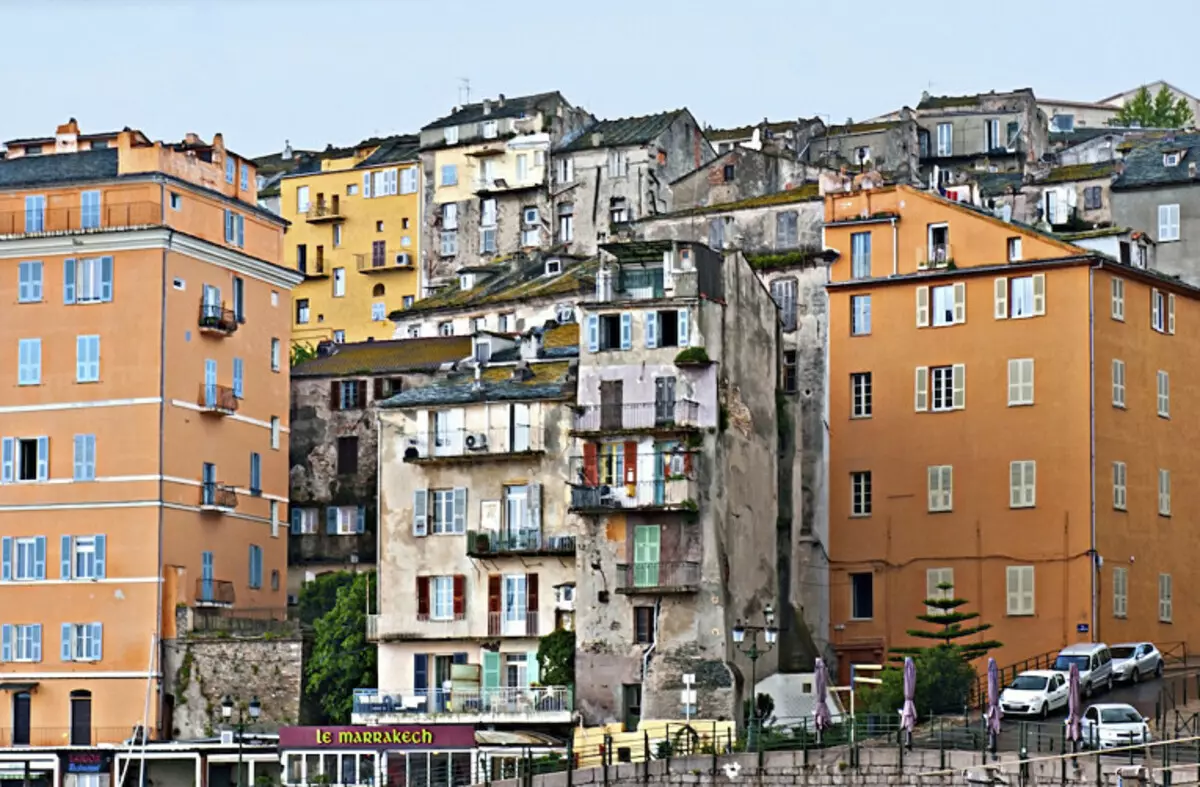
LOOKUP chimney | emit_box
[283,139,293,160]
[921,90,931,104]
[498,94,506,107]
[184,133,202,146]
[482,99,492,116]
[55,117,80,152]
[591,132,604,147]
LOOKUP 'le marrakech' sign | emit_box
[279,726,476,750]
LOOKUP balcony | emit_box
[186,606,294,636]
[199,482,238,513]
[367,612,472,643]
[0,727,143,747]
[305,202,344,223]
[617,268,665,299]
[571,400,701,435]
[195,578,236,607]
[615,561,701,594]
[403,425,546,464]
[916,244,954,270]
[356,251,415,273]
[351,686,573,725]
[198,301,238,336]
[569,478,698,514]
[198,384,238,415]
[0,201,161,237]
[467,530,576,558]
[298,258,328,278]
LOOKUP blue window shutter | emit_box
[678,309,689,347]
[100,257,113,302]
[452,652,468,665]
[414,653,428,693]
[0,625,11,662]
[586,314,599,353]
[31,625,41,662]
[95,535,106,579]
[482,650,500,690]
[63,259,76,304]
[233,358,244,398]
[61,535,72,579]
[326,507,338,535]
[620,312,633,350]
[61,624,73,661]
[90,623,102,661]
[413,489,428,536]
[34,536,46,579]
[527,650,540,685]
[290,508,302,535]
[236,215,245,248]
[1,438,12,484]
[248,547,255,587]
[362,172,372,198]
[0,536,10,581]
[356,506,366,534]
[36,436,49,481]
[73,435,84,479]
[644,312,658,349]
[452,487,467,533]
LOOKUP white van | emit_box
[1052,643,1114,699]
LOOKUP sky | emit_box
[5,0,1200,157]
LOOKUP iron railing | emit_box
[200,481,238,510]
[403,425,546,460]
[0,727,143,747]
[614,561,701,593]
[305,203,343,222]
[198,302,238,334]
[189,606,292,635]
[195,578,236,606]
[572,400,701,432]
[0,201,161,236]
[569,479,698,512]
[352,686,573,718]
[298,257,326,277]
[466,530,576,557]
[198,383,238,413]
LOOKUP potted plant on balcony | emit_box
[674,347,712,367]
[474,532,491,554]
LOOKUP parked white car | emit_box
[1073,703,1152,750]
[1110,642,1165,684]
[999,670,1069,719]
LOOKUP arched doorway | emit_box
[69,689,92,745]
[11,691,30,745]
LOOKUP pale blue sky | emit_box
[5,0,1198,157]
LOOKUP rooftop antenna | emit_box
[459,78,471,106]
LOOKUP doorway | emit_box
[69,689,92,746]
[12,691,30,746]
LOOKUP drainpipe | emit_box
[640,598,662,683]
[890,217,898,276]
[1088,265,1098,642]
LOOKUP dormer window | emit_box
[545,258,563,277]
[459,274,473,291]
[557,305,575,323]
[444,126,459,145]
[481,120,498,139]
[1164,152,1181,167]
[474,340,491,363]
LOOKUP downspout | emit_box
[890,217,898,276]
[375,413,383,617]
[641,597,662,681]
[156,183,171,737]
[1088,265,1097,642]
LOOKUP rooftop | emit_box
[357,135,420,167]
[917,88,1035,111]
[558,110,685,152]
[823,120,903,136]
[0,147,119,189]
[380,359,576,408]
[290,336,471,378]
[393,254,596,318]
[422,91,568,132]
[1037,161,1120,184]
[1112,133,1200,189]
[706,119,799,142]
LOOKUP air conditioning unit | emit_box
[395,253,412,266]
[220,731,235,746]
[464,432,489,451]
[404,437,426,460]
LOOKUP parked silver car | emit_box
[1110,642,1164,684]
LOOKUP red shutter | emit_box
[583,443,598,485]
[683,450,694,476]
[488,575,501,613]
[624,441,638,485]
[526,573,539,615]
[329,381,340,410]
[356,380,368,407]
[453,575,466,618]
[416,576,430,618]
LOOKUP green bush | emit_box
[674,347,710,365]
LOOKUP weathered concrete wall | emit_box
[1020,178,1114,226]
[806,118,921,184]
[163,627,302,738]
[1112,183,1200,284]
[636,199,823,254]
[559,145,663,256]
[669,149,814,211]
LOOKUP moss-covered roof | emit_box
[917,88,1034,111]
[746,248,827,272]
[706,120,797,141]
[1037,161,1119,184]
[543,322,579,349]
[479,360,572,384]
[558,110,686,152]
[291,336,471,378]
[647,183,821,220]
[824,121,901,136]
[1055,227,1129,241]
[381,360,575,407]
[394,256,597,318]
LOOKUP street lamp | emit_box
[222,695,261,787]
[732,604,778,749]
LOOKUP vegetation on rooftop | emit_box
[746,249,821,272]
[675,347,711,366]
[1111,86,1194,129]
[1039,161,1118,184]
[662,184,821,220]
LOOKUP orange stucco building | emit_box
[0,121,301,747]
[825,184,1199,681]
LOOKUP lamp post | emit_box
[222,695,261,787]
[732,604,778,750]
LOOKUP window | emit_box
[1152,202,1180,239]
[225,157,235,184]
[1150,288,1175,334]
[1006,566,1035,616]
[775,211,798,248]
[248,451,261,495]
[770,278,797,331]
[18,339,40,385]
[271,339,281,372]
[850,232,871,278]
[925,568,954,615]
[76,335,100,382]
[170,192,182,210]
[920,283,965,327]
[428,576,456,620]
[610,197,629,224]
[1159,574,1173,623]
[481,119,498,139]
[73,434,96,481]
[376,220,384,232]
[4,536,46,580]
[1111,277,1125,321]
[444,126,459,145]
[595,313,627,351]
[248,545,263,589]
[438,321,454,336]
[722,164,735,182]
[850,573,873,619]
[80,191,101,230]
[914,364,965,412]
[335,380,365,410]
[984,119,1000,151]
[63,623,102,661]
[429,488,464,534]
[63,257,114,304]
[606,149,629,178]
[498,313,513,333]
[927,465,952,512]
[295,298,309,324]
[930,365,956,412]
[371,240,386,268]
[1009,460,1036,508]
[850,471,872,516]
[1157,370,1170,417]
[597,443,624,486]
[1051,114,1075,133]
[1112,359,1126,407]
[18,261,42,303]
[1007,237,1022,262]
[1113,461,1127,510]
[545,259,563,276]
[1007,359,1034,406]
[994,274,1045,319]
[1158,469,1171,516]
[1113,566,1128,618]
[851,372,872,418]
[558,202,574,243]
[240,164,249,191]
[333,267,346,297]
[66,536,106,582]
[368,302,385,322]
[1083,186,1102,211]
[224,210,245,248]
[337,436,359,475]
[556,158,574,183]
[291,508,318,535]
[403,295,414,309]
[4,437,48,483]
[850,295,871,335]
[232,357,244,399]
[273,416,286,452]
[296,186,310,214]
[782,350,798,393]
[2,624,42,662]
[440,165,458,187]
[936,123,952,156]
[400,168,418,194]
[709,217,725,250]
[634,606,655,644]
[481,227,497,254]
[24,195,45,233]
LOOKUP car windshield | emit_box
[1054,655,1090,671]
[1110,647,1137,659]
[1100,707,1143,724]
[1009,675,1048,691]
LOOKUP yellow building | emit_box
[280,136,422,345]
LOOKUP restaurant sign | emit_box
[279,726,476,750]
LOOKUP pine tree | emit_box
[889,582,1003,663]
[1112,86,1195,129]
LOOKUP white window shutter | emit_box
[926,466,938,511]
[914,366,929,411]
[951,364,966,409]
[915,286,930,328]
[1024,462,1036,506]
[1007,360,1019,405]
[1152,288,1161,329]
[1111,278,1124,320]
[1168,293,1176,334]
[993,278,1008,319]
[1009,462,1022,507]
[1031,273,1046,316]
[952,282,966,324]
[362,172,372,199]
[940,466,952,510]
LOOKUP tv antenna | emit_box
[459,78,471,105]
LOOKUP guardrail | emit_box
[352,686,572,718]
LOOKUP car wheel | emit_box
[1040,702,1049,720]
[1106,675,1114,692]
[1156,660,1165,678]
[1131,668,1140,685]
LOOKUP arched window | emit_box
[373,283,386,297]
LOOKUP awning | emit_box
[0,683,37,692]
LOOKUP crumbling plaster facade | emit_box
[669,149,815,210]
[916,89,1049,179]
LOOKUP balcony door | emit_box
[502,575,527,637]
[600,381,623,431]
[69,690,92,746]
[204,359,217,406]
[201,463,216,505]
[11,692,30,746]
[201,550,214,602]
[510,403,531,452]
[633,525,661,587]
[654,377,676,425]
[202,285,221,321]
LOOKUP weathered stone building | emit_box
[804,113,922,184]
[969,161,1120,229]
[572,240,779,726]
[668,148,815,211]
[552,109,714,256]
[287,336,470,596]
[914,88,1049,184]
